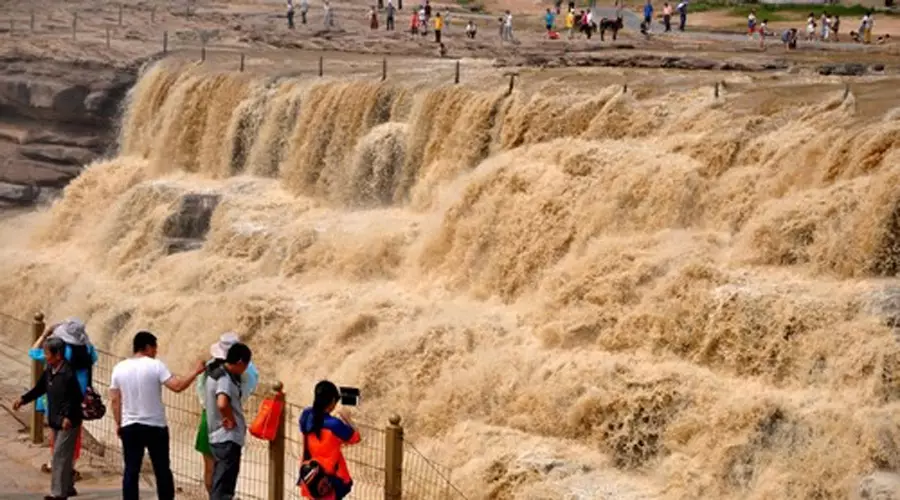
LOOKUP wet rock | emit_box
[19,145,97,166]
[162,194,221,254]
[855,471,900,500]
[817,63,867,76]
[862,286,900,329]
[0,182,40,205]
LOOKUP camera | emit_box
[339,386,360,407]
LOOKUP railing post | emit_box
[268,382,286,500]
[384,415,403,500]
[30,312,45,445]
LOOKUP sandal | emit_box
[40,463,51,474]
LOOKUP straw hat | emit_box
[210,332,240,359]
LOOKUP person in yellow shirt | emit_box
[565,9,575,38]
[434,12,444,43]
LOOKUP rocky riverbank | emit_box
[0,54,142,205]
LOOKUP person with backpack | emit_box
[15,337,85,500]
[204,342,253,500]
[29,318,99,481]
[298,381,360,500]
[195,333,259,494]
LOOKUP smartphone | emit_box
[339,386,360,407]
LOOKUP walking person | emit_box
[287,0,296,29]
[195,333,259,495]
[300,0,309,24]
[433,12,443,43]
[30,319,98,483]
[676,0,687,31]
[298,381,361,499]
[205,342,253,500]
[109,331,206,500]
[544,8,555,34]
[14,337,84,500]
[386,0,395,30]
[324,0,334,28]
[643,0,653,32]
[369,6,379,30]
[662,2,671,32]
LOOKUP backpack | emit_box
[298,433,336,499]
[66,343,105,420]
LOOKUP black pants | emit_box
[435,29,441,43]
[210,442,243,500]
[121,424,175,500]
[386,16,394,30]
[664,14,670,31]
[287,10,295,28]
[679,13,686,31]
[301,10,307,24]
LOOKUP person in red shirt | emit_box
[299,381,360,499]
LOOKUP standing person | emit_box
[386,0,395,30]
[109,331,205,500]
[831,15,840,42]
[419,6,428,36]
[820,12,829,40]
[503,10,513,41]
[15,337,84,500]
[424,0,432,24]
[287,0,296,29]
[298,381,361,500]
[300,0,309,24]
[30,319,98,483]
[195,333,260,494]
[555,0,562,14]
[205,343,253,500]
[747,9,756,37]
[433,12,443,43]
[324,0,334,28]
[676,0,687,31]
[369,6,379,29]
[643,0,654,33]
[565,8,575,38]
[662,2,671,32]
[410,9,419,34]
[544,8,555,34]
[864,11,873,44]
[759,18,768,48]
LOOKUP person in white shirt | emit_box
[109,331,205,500]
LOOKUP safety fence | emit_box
[0,310,465,500]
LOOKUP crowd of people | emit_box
[13,319,361,500]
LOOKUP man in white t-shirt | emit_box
[109,331,205,500]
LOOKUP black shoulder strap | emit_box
[303,431,311,461]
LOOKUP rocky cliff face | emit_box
[0,54,140,205]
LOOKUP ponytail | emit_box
[310,380,340,438]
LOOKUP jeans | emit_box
[120,424,175,500]
[51,427,78,497]
[210,441,243,500]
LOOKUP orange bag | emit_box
[249,393,285,441]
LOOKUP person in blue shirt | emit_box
[643,0,654,31]
[544,8,556,34]
[29,318,98,480]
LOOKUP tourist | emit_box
[205,342,253,500]
[831,15,840,42]
[662,2,672,32]
[545,8,556,34]
[324,1,334,28]
[369,6,379,30]
[433,12,444,42]
[806,13,816,41]
[782,27,798,50]
[565,8,575,38]
[503,10,513,41]
[109,331,205,500]
[465,19,477,39]
[410,9,419,34]
[30,318,98,482]
[298,381,361,500]
[300,0,309,24]
[195,333,259,494]
[643,0,654,32]
[15,337,84,500]
[676,0,687,31]
[820,12,829,40]
[386,0,395,30]
[287,0,295,29]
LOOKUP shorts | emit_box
[195,409,212,456]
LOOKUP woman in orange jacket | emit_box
[299,381,360,499]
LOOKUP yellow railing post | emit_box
[384,414,403,500]
[268,382,286,500]
[30,312,45,445]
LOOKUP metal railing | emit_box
[0,310,466,500]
